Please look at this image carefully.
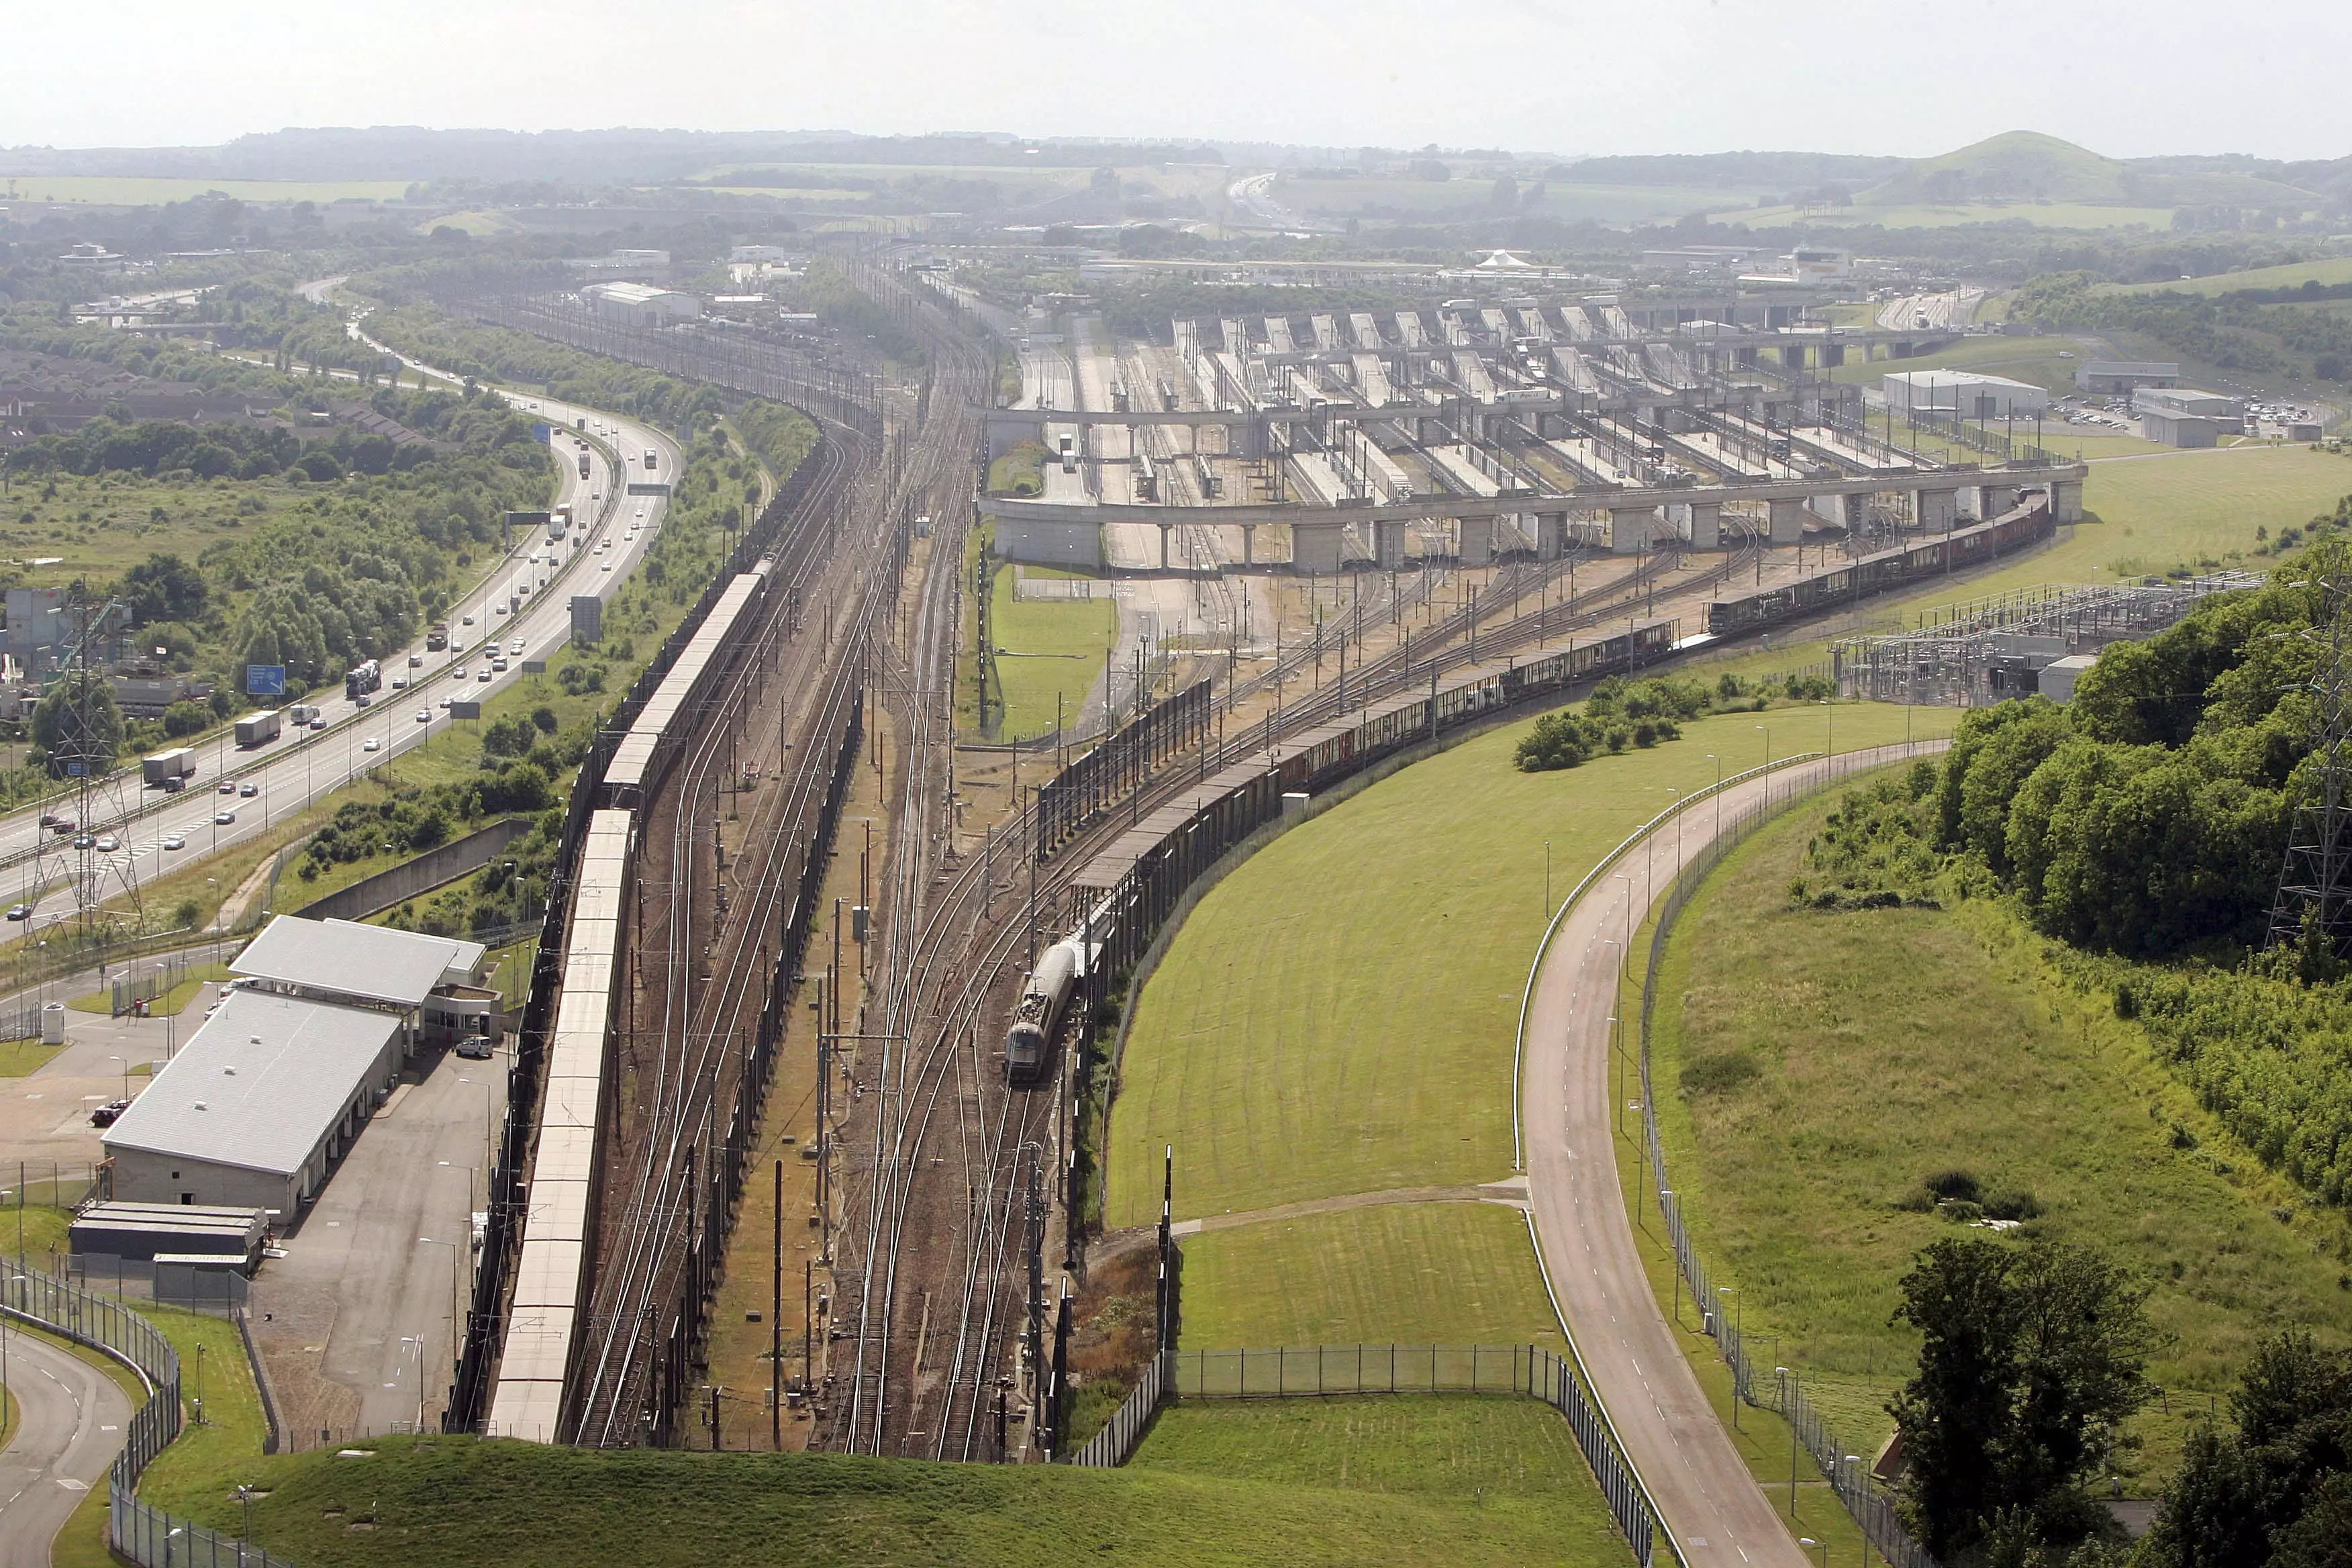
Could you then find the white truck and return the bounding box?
[142,748,197,787]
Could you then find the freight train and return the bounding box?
[1706,495,2053,640]
[1007,615,1677,1074]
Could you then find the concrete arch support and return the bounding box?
[1767,497,1808,546]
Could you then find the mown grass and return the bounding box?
[1175,1205,1564,1353]
[1646,789,2352,1490]
[67,959,229,1017]
[1131,1393,1626,1560]
[134,1430,1641,1567]
[1106,701,1957,1230]
[987,558,1115,741]
[0,1038,62,1072]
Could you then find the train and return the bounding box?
[1010,615,1679,1074]
[1006,933,1089,1085]
[1706,494,2053,640]
[485,552,780,1442]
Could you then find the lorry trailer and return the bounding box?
[234,710,282,748]
[142,748,197,787]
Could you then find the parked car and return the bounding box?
[89,1098,131,1128]
[454,1034,495,1061]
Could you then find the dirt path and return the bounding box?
[1168,1177,1528,1238]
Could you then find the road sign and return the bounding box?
[450,700,483,720]
[521,660,548,675]
[246,665,286,697]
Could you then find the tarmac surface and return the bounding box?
[1522,741,1931,1568]
[0,1325,132,1567]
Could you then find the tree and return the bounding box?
[30,670,126,778]
[1889,1238,2157,1559]
[2143,1334,2352,1567]
[120,552,209,624]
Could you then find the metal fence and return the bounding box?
[1069,1346,1171,1469]
[1035,679,1212,856]
[1160,1344,1653,1564]
[1636,742,1949,1568]
[1,1267,303,1567]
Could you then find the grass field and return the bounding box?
[0,177,410,205]
[1133,1395,1627,1556]
[1106,699,1958,1370]
[1693,444,2352,683]
[1175,1205,1565,1352]
[134,1429,1641,1567]
[0,471,310,585]
[1644,790,2352,1488]
[2108,254,2352,296]
[988,561,1115,740]
[0,1038,61,1073]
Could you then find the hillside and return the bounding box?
[1861,130,2321,210]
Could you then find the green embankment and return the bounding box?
[134,1427,1632,1567]
[1645,787,2352,1490]
[1106,700,1958,1351]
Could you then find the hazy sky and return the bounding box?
[8,0,2347,160]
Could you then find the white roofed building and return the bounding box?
[101,991,406,1214]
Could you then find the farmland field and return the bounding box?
[0,177,409,205]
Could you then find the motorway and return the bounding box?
[0,1324,132,1567]
[0,373,683,930]
[1520,744,1932,1568]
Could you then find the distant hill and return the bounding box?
[1859,130,2323,209]
[1553,151,1906,189]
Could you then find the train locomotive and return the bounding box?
[1006,932,1088,1084]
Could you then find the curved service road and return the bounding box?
[1523,742,1931,1568]
[0,1326,134,1566]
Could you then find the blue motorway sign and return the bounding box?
[246,664,287,697]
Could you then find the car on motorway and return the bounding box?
[213,810,236,825]
[452,667,468,681]
[239,782,258,797]
[416,709,432,724]
[162,834,185,850]
[391,676,407,690]
[72,834,94,849]
[5,904,28,922]
[509,639,526,655]
[217,781,235,795]
[363,737,381,752]
[438,696,454,709]
[311,718,328,731]
[602,561,614,572]
[95,833,119,852]
[477,669,493,682]
[462,614,475,626]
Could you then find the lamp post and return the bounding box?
[1755,725,1771,801]
[1717,1285,1742,1428]
[1778,1367,1798,1512]
[1707,754,1721,842]
[1822,695,1834,758]
[420,1236,462,1397]
[440,1160,479,1217]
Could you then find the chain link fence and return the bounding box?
[2,1268,301,1567]
[1636,742,1949,1568]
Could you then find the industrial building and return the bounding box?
[1880,369,2049,420]
[2133,386,2243,448]
[231,914,501,1049]
[2075,360,2180,395]
[100,989,406,1214]
[583,281,701,329]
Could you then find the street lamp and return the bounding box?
[1717,1285,1742,1428]
[1778,1367,1798,1512]
[108,1054,128,1099]
[1755,724,1771,800]
[420,1236,462,1395]
[440,1159,479,1216]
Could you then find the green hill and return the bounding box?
[1861,130,2320,210]
[1861,131,2137,206]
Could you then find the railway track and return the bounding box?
[567,413,889,1444]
